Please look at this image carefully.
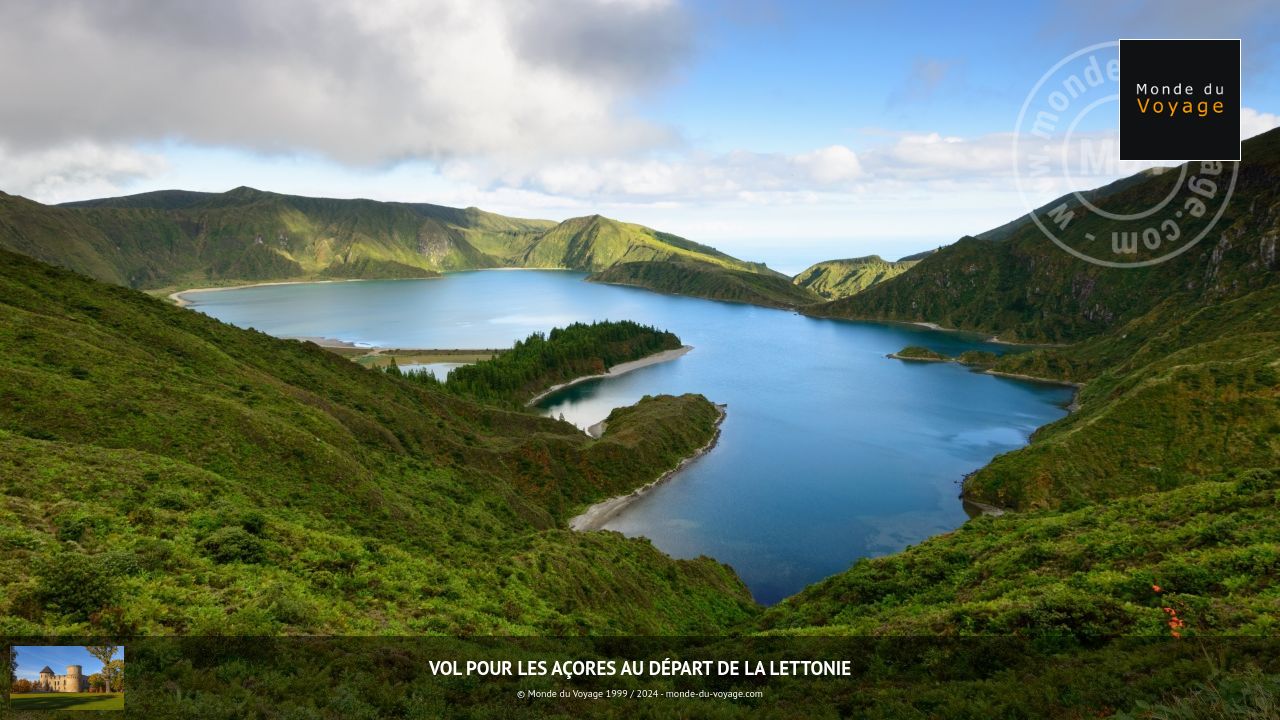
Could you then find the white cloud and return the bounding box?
[443,144,866,202]
[792,146,863,183]
[1242,108,1280,139]
[0,142,168,204]
[0,0,690,166]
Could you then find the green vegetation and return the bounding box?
[589,260,819,308]
[349,348,499,369]
[955,349,999,368]
[966,284,1279,510]
[0,248,753,635]
[762,467,1280,636]
[414,321,681,406]
[0,188,776,294]
[0,128,1277,717]
[738,129,1280,712]
[792,255,916,300]
[806,130,1280,344]
[889,345,950,362]
[515,214,765,273]
[10,692,125,711]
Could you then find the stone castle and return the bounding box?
[34,665,88,693]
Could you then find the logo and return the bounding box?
[1120,39,1240,161]
[1013,41,1238,268]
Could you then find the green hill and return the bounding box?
[516,214,764,273]
[792,255,917,300]
[965,283,1279,510]
[761,467,1280,637]
[0,247,755,636]
[805,129,1280,344]
[795,129,1280,511]
[762,131,1280,624]
[589,260,819,308]
[0,188,775,293]
[435,320,682,407]
[740,138,1280,714]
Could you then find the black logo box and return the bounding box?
[1120,39,1241,161]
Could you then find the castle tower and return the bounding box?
[66,665,84,692]
[38,666,54,692]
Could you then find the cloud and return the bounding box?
[1242,107,1280,139]
[0,0,692,166]
[444,144,864,202]
[0,141,168,204]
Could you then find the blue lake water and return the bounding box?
[183,271,1072,604]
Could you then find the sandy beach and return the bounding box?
[167,278,368,308]
[526,345,693,406]
[569,404,726,532]
[167,275,446,308]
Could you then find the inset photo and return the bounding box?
[7,645,123,713]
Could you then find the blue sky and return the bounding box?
[12,646,124,681]
[0,0,1276,272]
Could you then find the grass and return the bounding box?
[2,130,1280,714]
[0,187,773,293]
[807,128,1280,343]
[0,247,754,636]
[792,255,916,300]
[10,692,124,711]
[590,260,819,308]
[888,345,950,362]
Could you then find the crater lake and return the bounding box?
[180,270,1073,604]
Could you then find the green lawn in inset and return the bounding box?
[10,692,124,711]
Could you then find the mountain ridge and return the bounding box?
[0,187,768,292]
[792,255,918,300]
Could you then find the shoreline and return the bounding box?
[908,320,1055,347]
[526,345,694,406]
[886,351,949,363]
[984,369,1082,413]
[167,278,371,308]
[166,275,445,308]
[569,404,726,532]
[960,495,1008,518]
[586,420,608,439]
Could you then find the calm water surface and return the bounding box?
[185,272,1072,603]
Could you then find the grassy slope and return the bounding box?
[589,260,819,308]
[792,255,917,300]
[0,248,754,636]
[805,129,1280,344]
[761,135,1280,686]
[967,286,1280,510]
[519,215,764,273]
[10,692,125,711]
[761,468,1280,636]
[0,188,783,295]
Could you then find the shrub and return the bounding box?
[200,526,266,564]
[35,551,118,620]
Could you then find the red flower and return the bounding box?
[1152,584,1162,593]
